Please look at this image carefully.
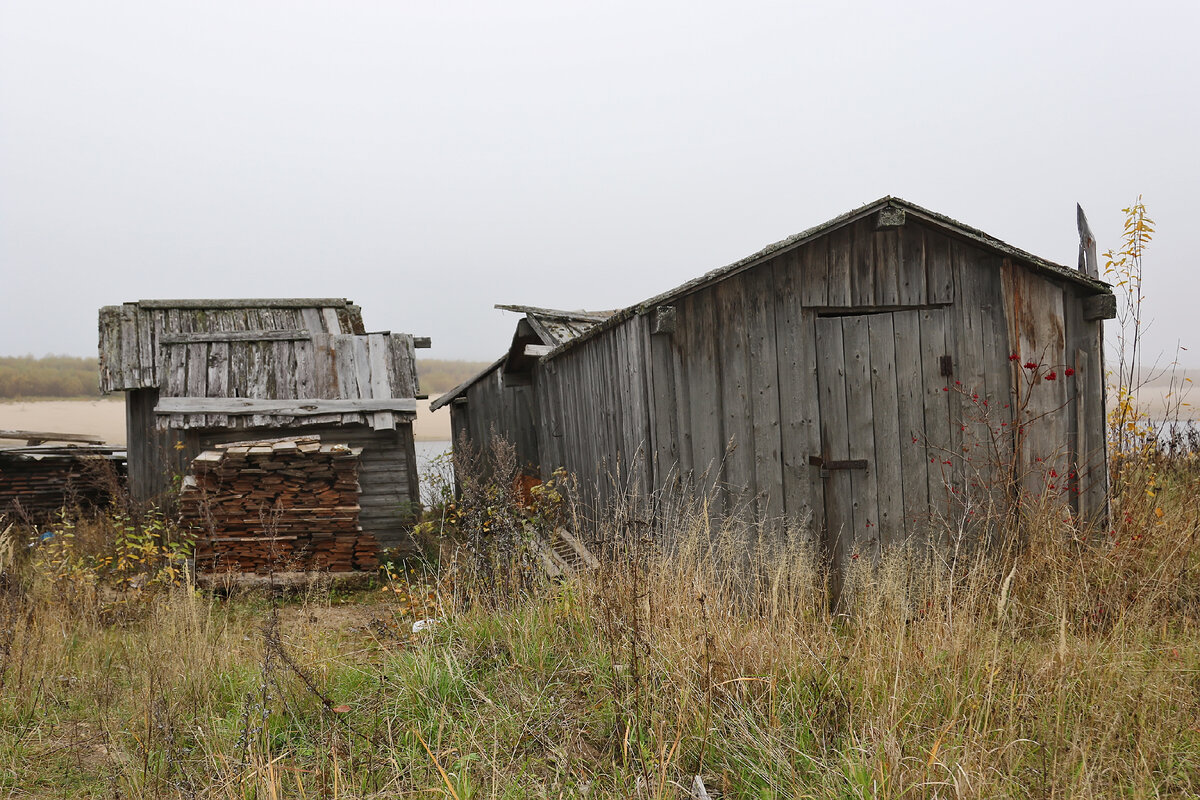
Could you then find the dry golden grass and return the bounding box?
[1,455,1198,797]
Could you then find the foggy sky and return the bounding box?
[2,1,1197,368]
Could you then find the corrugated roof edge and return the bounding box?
[540,195,1114,363]
[429,356,506,411]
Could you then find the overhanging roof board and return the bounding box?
[494,304,615,347]
[99,299,366,392]
[430,306,616,410]
[541,196,1114,362]
[429,356,506,412]
[154,332,419,432]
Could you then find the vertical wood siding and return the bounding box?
[461,217,1109,566]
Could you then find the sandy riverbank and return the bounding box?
[0,397,453,445]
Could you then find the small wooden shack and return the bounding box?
[432,305,613,475]
[99,298,427,551]
[444,198,1117,567]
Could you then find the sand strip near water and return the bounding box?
[0,398,453,446]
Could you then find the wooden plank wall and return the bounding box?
[510,216,1108,563]
[459,367,541,476]
[534,316,653,515]
[154,333,417,431]
[100,303,361,393]
[125,388,189,504]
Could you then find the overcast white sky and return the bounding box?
[1,1,1197,366]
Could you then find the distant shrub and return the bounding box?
[0,354,102,399]
[415,359,492,396]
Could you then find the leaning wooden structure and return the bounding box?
[441,198,1117,568]
[99,298,427,552]
[432,305,613,475]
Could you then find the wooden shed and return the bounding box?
[432,305,613,475]
[99,298,427,551]
[444,198,1117,567]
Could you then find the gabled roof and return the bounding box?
[541,195,1114,361]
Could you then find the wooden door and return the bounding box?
[815,308,948,573]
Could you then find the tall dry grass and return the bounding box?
[1,450,1198,797]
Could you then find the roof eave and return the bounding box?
[539,195,1114,362]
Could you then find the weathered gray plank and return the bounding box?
[647,320,677,490]
[892,310,929,543]
[744,264,783,522]
[322,308,342,335]
[841,315,880,559]
[867,314,903,550]
[136,307,156,387]
[671,323,694,488]
[771,255,811,530]
[716,280,753,512]
[1000,260,1068,504]
[685,291,724,500]
[815,316,851,575]
[154,398,418,414]
[826,227,853,307]
[925,228,955,305]
[898,225,928,306]
[873,229,901,307]
[185,343,209,427]
[798,239,829,308]
[951,242,991,521]
[851,222,876,307]
[138,298,351,310]
[120,305,142,387]
[919,309,953,534]
[160,330,310,344]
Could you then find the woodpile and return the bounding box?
[180,436,379,574]
[0,446,125,522]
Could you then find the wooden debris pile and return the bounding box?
[180,436,379,574]
[0,445,126,522]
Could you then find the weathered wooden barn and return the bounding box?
[443,198,1117,567]
[432,305,613,475]
[99,298,427,550]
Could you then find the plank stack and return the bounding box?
[0,445,126,522]
[180,436,379,574]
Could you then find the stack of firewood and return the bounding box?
[180,437,379,574]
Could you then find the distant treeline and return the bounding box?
[0,355,102,399]
[417,359,492,396]
[0,354,490,400]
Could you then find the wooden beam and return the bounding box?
[413,337,432,349]
[136,298,351,310]
[524,344,553,358]
[160,330,310,344]
[154,397,417,415]
[0,430,105,445]
[1083,293,1117,321]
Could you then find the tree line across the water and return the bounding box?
[0,355,492,400]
